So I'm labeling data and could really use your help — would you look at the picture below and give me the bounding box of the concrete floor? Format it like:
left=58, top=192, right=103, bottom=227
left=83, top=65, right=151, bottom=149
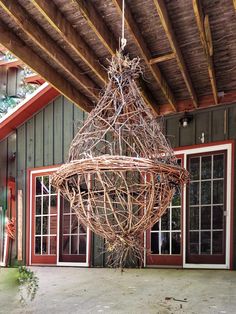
left=0, top=267, right=236, bottom=314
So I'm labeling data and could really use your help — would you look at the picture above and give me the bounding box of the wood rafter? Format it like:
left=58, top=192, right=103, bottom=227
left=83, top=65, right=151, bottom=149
left=31, top=0, right=107, bottom=85
left=149, top=52, right=175, bottom=65
left=233, top=0, right=236, bottom=10
left=0, top=21, right=92, bottom=112
left=193, top=0, right=218, bottom=104
left=72, top=0, right=117, bottom=56
left=111, top=0, right=176, bottom=111
left=72, top=0, right=159, bottom=115
left=0, top=0, right=99, bottom=101
left=153, top=0, right=198, bottom=108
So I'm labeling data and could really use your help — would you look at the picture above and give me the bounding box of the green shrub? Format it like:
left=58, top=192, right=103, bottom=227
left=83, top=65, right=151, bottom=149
left=18, top=266, right=39, bottom=303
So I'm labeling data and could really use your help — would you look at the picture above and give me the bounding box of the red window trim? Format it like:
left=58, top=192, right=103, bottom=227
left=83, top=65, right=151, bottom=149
left=31, top=170, right=57, bottom=265
left=27, top=165, right=92, bottom=266
left=26, top=140, right=234, bottom=269
left=174, top=140, right=234, bottom=269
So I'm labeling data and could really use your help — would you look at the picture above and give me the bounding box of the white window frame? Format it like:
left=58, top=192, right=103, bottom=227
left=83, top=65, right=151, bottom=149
left=29, top=167, right=90, bottom=267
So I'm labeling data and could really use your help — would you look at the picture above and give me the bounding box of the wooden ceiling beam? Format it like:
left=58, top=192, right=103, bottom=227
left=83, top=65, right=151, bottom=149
left=72, top=0, right=117, bottom=56
left=31, top=0, right=107, bottom=85
left=72, top=0, right=159, bottom=115
left=193, top=0, right=218, bottom=104
left=0, top=0, right=99, bottom=101
left=111, top=0, right=176, bottom=112
left=153, top=0, right=198, bottom=108
left=233, top=0, right=236, bottom=10
left=0, top=21, right=92, bottom=112
left=31, top=0, right=159, bottom=115
left=149, top=52, right=175, bottom=65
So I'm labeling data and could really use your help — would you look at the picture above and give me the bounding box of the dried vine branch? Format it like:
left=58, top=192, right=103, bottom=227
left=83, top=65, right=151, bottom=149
left=52, top=52, right=189, bottom=268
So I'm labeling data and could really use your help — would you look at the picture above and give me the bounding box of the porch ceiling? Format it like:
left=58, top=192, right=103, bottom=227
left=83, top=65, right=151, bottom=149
left=0, top=0, right=236, bottom=115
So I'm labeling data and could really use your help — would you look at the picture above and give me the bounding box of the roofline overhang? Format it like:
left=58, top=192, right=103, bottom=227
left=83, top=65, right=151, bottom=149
left=0, top=82, right=59, bottom=141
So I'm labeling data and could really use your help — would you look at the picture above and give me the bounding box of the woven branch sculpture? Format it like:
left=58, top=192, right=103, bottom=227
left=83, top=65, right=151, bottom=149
left=52, top=53, right=189, bottom=268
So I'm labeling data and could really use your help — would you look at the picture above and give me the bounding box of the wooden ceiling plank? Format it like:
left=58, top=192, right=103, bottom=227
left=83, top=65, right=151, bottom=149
left=31, top=0, right=107, bottom=85
left=0, top=0, right=99, bottom=101
left=111, top=0, right=177, bottom=112
left=153, top=0, right=198, bottom=108
left=149, top=52, right=175, bottom=65
left=0, top=21, right=92, bottom=112
left=72, top=0, right=117, bottom=56
left=72, top=0, right=159, bottom=115
left=193, top=0, right=218, bottom=104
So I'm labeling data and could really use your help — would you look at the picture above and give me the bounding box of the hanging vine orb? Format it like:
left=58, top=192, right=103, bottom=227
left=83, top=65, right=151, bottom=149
left=52, top=52, right=189, bottom=268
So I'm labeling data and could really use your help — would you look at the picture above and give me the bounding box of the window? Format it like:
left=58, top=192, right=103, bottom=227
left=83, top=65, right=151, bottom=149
left=151, top=189, right=181, bottom=255
left=61, top=198, right=87, bottom=257
left=31, top=170, right=88, bottom=265
left=34, top=175, right=57, bottom=255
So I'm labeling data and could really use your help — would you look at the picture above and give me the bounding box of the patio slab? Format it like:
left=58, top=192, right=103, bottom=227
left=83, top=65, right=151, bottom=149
left=0, top=267, right=236, bottom=313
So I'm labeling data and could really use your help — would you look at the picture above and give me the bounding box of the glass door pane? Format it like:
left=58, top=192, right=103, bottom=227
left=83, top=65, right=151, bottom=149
left=150, top=158, right=182, bottom=263
left=187, top=152, right=226, bottom=264
left=59, top=198, right=87, bottom=263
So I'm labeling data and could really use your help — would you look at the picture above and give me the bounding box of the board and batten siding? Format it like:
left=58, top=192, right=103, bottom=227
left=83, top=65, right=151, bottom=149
left=0, top=95, right=87, bottom=264
left=16, top=95, right=87, bottom=264
left=165, top=105, right=236, bottom=269
left=1, top=98, right=236, bottom=267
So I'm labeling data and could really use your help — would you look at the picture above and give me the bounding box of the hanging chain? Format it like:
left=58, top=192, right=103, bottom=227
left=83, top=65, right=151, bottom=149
left=120, top=0, right=127, bottom=51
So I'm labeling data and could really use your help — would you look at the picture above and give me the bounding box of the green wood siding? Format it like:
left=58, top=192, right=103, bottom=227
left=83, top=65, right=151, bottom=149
left=2, top=96, right=236, bottom=268
left=7, top=132, right=16, bottom=179
left=35, top=111, right=44, bottom=167
left=26, top=118, right=34, bottom=168
left=0, top=139, right=7, bottom=211
left=53, top=97, right=63, bottom=165
left=17, top=124, right=26, bottom=263
left=63, top=98, right=74, bottom=161
left=195, top=111, right=210, bottom=144
left=166, top=117, right=179, bottom=147
left=212, top=109, right=225, bottom=142
left=165, top=107, right=228, bottom=148
left=44, top=103, right=54, bottom=166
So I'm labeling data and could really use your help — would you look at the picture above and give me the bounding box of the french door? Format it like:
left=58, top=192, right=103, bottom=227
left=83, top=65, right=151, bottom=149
left=186, top=151, right=226, bottom=264
left=31, top=174, right=57, bottom=264
left=59, top=197, right=87, bottom=263
left=30, top=171, right=88, bottom=265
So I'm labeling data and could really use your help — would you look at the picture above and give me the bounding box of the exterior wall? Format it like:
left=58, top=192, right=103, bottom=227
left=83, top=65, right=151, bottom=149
left=1, top=98, right=236, bottom=267
left=165, top=105, right=236, bottom=269
left=0, top=95, right=88, bottom=264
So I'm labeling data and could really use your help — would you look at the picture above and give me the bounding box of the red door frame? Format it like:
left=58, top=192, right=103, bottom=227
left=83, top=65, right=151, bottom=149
left=146, top=140, right=234, bottom=269
left=27, top=166, right=92, bottom=266
left=146, top=154, right=184, bottom=266
left=26, top=140, right=234, bottom=269
left=31, top=170, right=57, bottom=264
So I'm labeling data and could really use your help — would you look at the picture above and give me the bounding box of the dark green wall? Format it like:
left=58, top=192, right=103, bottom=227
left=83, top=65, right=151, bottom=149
left=1, top=98, right=236, bottom=267
left=0, top=96, right=87, bottom=264
left=0, top=138, right=7, bottom=212
left=165, top=106, right=235, bottom=148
